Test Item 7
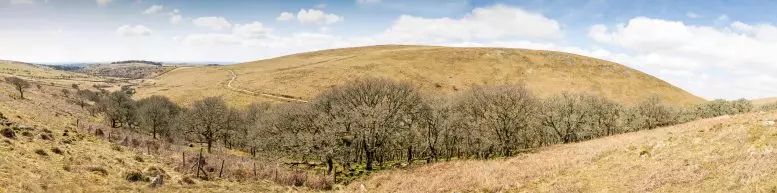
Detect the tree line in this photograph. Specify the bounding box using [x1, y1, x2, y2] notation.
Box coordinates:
[69, 78, 755, 176]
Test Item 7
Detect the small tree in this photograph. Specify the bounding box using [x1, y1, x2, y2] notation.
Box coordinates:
[136, 95, 180, 139]
[179, 97, 230, 153]
[4, 77, 30, 99]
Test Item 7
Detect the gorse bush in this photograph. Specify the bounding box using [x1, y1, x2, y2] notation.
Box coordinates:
[74, 78, 753, 180]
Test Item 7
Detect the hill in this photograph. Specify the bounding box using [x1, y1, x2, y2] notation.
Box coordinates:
[136, 45, 705, 106]
[350, 112, 777, 192]
[0, 68, 294, 192]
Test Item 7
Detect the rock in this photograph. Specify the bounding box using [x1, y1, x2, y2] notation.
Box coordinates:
[765, 120, 775, 126]
[148, 175, 164, 188]
[360, 184, 367, 192]
[1, 128, 15, 139]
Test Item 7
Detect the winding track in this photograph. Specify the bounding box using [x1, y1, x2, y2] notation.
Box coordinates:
[226, 70, 309, 103]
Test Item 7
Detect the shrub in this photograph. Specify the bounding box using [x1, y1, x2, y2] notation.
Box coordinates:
[86, 166, 108, 176]
[50, 147, 63, 155]
[34, 149, 48, 156]
[125, 171, 147, 182]
[1, 128, 15, 139]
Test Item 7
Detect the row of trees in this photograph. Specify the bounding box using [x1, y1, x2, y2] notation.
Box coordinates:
[77, 78, 755, 175]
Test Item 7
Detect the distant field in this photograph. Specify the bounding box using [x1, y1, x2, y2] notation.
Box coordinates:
[136, 45, 705, 107]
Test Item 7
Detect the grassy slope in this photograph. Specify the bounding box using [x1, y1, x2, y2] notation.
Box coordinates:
[350, 112, 777, 192]
[0, 75, 288, 192]
[137, 45, 705, 107]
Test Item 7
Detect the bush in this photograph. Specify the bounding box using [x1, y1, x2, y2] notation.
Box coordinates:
[50, 147, 63, 155]
[1, 128, 15, 139]
[125, 171, 147, 182]
[86, 166, 108, 176]
[34, 149, 48, 156]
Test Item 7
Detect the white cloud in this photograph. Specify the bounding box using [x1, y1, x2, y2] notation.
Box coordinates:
[686, 12, 700, 18]
[356, 0, 381, 4]
[297, 9, 344, 25]
[96, 0, 111, 6]
[276, 12, 294, 21]
[184, 21, 273, 46]
[589, 17, 777, 99]
[319, 26, 331, 33]
[170, 9, 182, 24]
[116, 25, 152, 37]
[718, 14, 729, 21]
[233, 22, 272, 39]
[10, 0, 34, 5]
[379, 4, 563, 42]
[193, 16, 232, 30]
[142, 5, 163, 14]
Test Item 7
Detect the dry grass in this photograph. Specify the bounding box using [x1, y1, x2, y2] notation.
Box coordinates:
[349, 112, 777, 192]
[136, 45, 705, 107]
[0, 75, 303, 192]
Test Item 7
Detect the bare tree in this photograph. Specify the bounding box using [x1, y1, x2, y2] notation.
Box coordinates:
[136, 95, 180, 139]
[4, 77, 31, 99]
[454, 85, 537, 157]
[179, 97, 230, 153]
[97, 91, 136, 128]
[314, 78, 425, 171]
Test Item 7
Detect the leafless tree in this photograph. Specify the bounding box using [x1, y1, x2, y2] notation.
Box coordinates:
[4, 77, 30, 99]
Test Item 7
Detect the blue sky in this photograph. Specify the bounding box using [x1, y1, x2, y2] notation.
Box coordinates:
[2, 0, 777, 100]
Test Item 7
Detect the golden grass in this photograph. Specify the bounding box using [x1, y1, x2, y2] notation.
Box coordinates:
[136, 45, 705, 107]
[0, 75, 300, 192]
[348, 112, 777, 192]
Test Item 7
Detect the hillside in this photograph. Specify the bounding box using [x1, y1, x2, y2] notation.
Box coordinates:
[351, 112, 777, 192]
[136, 45, 704, 106]
[0, 70, 294, 192]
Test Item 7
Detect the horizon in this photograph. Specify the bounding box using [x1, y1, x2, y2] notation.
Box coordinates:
[3, 0, 777, 100]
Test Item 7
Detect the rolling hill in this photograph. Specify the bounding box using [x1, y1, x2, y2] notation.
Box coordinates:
[135, 45, 705, 106]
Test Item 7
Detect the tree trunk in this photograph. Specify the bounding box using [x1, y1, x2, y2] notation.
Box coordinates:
[407, 146, 413, 166]
[365, 149, 374, 171]
[326, 157, 334, 175]
[207, 139, 213, 153]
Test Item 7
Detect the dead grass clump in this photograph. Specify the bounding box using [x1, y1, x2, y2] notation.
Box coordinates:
[34, 149, 48, 156]
[86, 166, 108, 176]
[134, 155, 144, 162]
[111, 144, 122, 152]
[306, 175, 333, 190]
[40, 133, 53, 140]
[1, 128, 15, 139]
[50, 147, 63, 155]
[3, 139, 11, 145]
[62, 164, 72, 172]
[180, 175, 197, 185]
[124, 171, 147, 182]
[144, 166, 169, 179]
[130, 138, 140, 147]
[277, 171, 307, 187]
[20, 131, 32, 137]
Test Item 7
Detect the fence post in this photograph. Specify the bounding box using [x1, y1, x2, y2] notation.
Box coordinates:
[253, 162, 257, 179]
[182, 152, 186, 171]
[219, 159, 225, 178]
[196, 148, 202, 178]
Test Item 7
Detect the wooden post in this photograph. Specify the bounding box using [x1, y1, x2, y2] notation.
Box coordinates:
[219, 159, 225, 178]
[196, 148, 202, 178]
[146, 144, 150, 155]
[182, 152, 186, 170]
[253, 162, 257, 178]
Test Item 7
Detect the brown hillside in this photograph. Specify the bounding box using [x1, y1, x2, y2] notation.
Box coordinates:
[350, 112, 777, 192]
[136, 45, 704, 106]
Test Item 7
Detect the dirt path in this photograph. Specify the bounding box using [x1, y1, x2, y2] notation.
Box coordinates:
[227, 70, 309, 103]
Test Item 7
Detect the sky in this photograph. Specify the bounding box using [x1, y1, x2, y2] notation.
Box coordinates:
[2, 0, 777, 100]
